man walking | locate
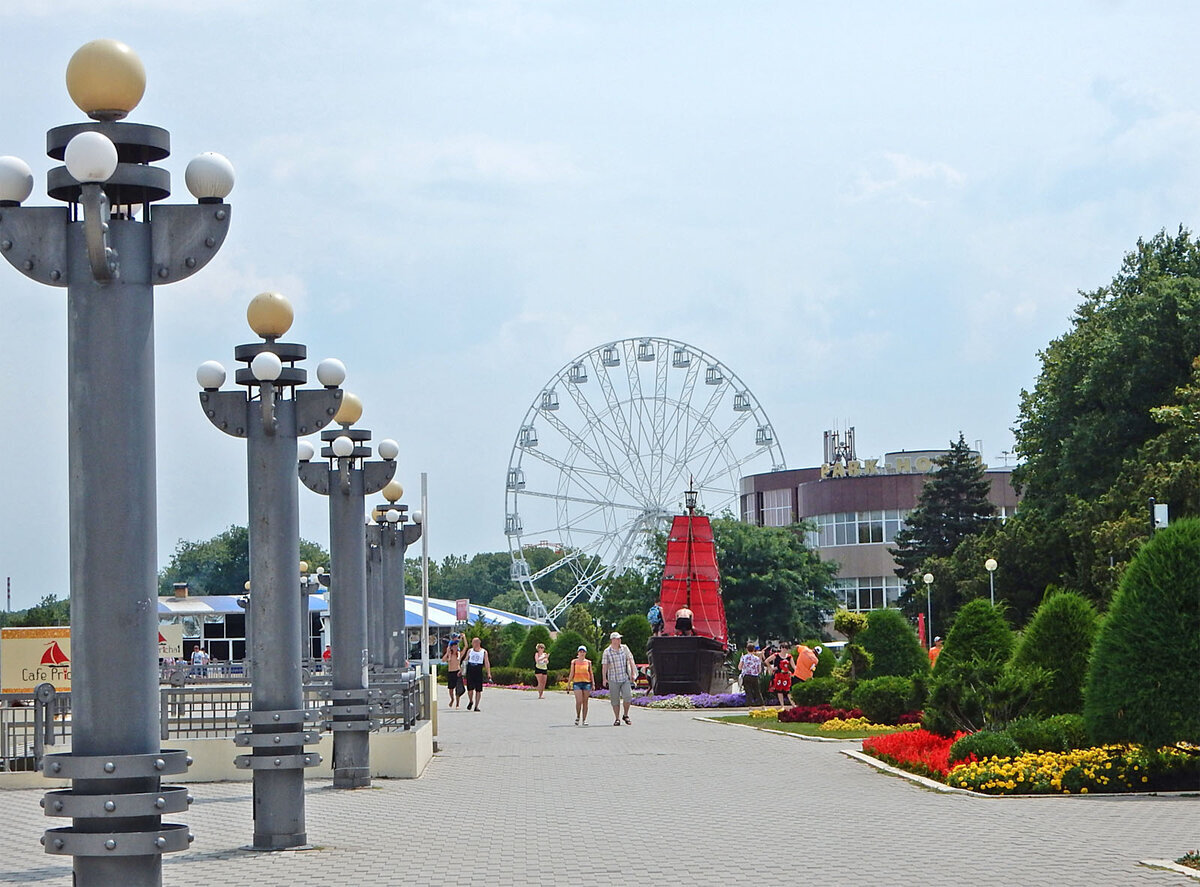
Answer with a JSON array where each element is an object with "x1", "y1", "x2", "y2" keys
[
  {"x1": 601, "y1": 631, "x2": 637, "y2": 726},
  {"x1": 739, "y1": 642, "x2": 764, "y2": 705}
]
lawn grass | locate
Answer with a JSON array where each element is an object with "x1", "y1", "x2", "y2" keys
[{"x1": 711, "y1": 714, "x2": 904, "y2": 740}]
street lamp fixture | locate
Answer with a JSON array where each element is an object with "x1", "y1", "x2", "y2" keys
[
  {"x1": 1, "y1": 38, "x2": 233, "y2": 883},
  {"x1": 299, "y1": 393, "x2": 396, "y2": 788},
  {"x1": 923, "y1": 572, "x2": 934, "y2": 647},
  {"x1": 985, "y1": 557, "x2": 998, "y2": 606},
  {"x1": 197, "y1": 292, "x2": 342, "y2": 849}
]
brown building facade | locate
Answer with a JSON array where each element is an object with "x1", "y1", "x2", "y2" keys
[{"x1": 740, "y1": 448, "x2": 1019, "y2": 612}]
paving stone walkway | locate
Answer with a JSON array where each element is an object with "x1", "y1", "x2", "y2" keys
[{"x1": 0, "y1": 688, "x2": 1195, "y2": 885}]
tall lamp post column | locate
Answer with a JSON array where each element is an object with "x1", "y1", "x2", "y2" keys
[
  {"x1": 984, "y1": 558, "x2": 998, "y2": 606},
  {"x1": 373, "y1": 480, "x2": 422, "y2": 670},
  {"x1": 196, "y1": 292, "x2": 343, "y2": 848},
  {"x1": 923, "y1": 572, "x2": 935, "y2": 647},
  {"x1": 299, "y1": 395, "x2": 396, "y2": 788},
  {"x1": 0, "y1": 40, "x2": 232, "y2": 884}
]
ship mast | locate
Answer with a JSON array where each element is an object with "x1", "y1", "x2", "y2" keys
[{"x1": 683, "y1": 481, "x2": 698, "y2": 609}]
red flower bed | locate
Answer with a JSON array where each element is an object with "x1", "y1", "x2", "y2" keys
[
  {"x1": 861, "y1": 728, "x2": 974, "y2": 779},
  {"x1": 779, "y1": 704, "x2": 863, "y2": 723}
]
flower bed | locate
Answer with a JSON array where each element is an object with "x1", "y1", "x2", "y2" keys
[
  {"x1": 629, "y1": 692, "x2": 747, "y2": 709},
  {"x1": 779, "y1": 704, "x2": 862, "y2": 723},
  {"x1": 861, "y1": 728, "x2": 973, "y2": 779},
  {"x1": 948, "y1": 744, "x2": 1200, "y2": 795}
]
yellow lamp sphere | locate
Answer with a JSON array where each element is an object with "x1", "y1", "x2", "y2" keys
[
  {"x1": 334, "y1": 392, "x2": 363, "y2": 426},
  {"x1": 246, "y1": 292, "x2": 294, "y2": 338},
  {"x1": 371, "y1": 507, "x2": 385, "y2": 522},
  {"x1": 65, "y1": 39, "x2": 146, "y2": 120},
  {"x1": 299, "y1": 561, "x2": 309, "y2": 574},
  {"x1": 244, "y1": 581, "x2": 251, "y2": 591},
  {"x1": 383, "y1": 480, "x2": 404, "y2": 503}
]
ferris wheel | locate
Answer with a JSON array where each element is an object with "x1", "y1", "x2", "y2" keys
[{"x1": 505, "y1": 336, "x2": 786, "y2": 625}]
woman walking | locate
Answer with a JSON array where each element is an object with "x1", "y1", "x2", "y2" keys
[
  {"x1": 533, "y1": 643, "x2": 550, "y2": 698},
  {"x1": 568, "y1": 645, "x2": 594, "y2": 726},
  {"x1": 463, "y1": 636, "x2": 492, "y2": 712}
]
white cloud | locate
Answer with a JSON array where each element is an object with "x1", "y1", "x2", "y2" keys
[{"x1": 846, "y1": 152, "x2": 967, "y2": 207}]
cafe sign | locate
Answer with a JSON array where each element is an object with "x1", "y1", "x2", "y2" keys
[{"x1": 1, "y1": 626, "x2": 72, "y2": 694}]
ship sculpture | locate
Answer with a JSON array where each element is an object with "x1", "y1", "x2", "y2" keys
[{"x1": 645, "y1": 484, "x2": 729, "y2": 695}]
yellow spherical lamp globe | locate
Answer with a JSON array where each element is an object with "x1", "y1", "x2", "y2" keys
[
  {"x1": 334, "y1": 392, "x2": 363, "y2": 426},
  {"x1": 65, "y1": 39, "x2": 146, "y2": 121},
  {"x1": 382, "y1": 480, "x2": 404, "y2": 503},
  {"x1": 246, "y1": 292, "x2": 294, "y2": 339}
]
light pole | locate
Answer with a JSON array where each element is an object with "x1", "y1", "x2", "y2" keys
[
  {"x1": 299, "y1": 395, "x2": 397, "y2": 788},
  {"x1": 372, "y1": 480, "x2": 422, "y2": 671},
  {"x1": 197, "y1": 292, "x2": 343, "y2": 849},
  {"x1": 299, "y1": 562, "x2": 322, "y2": 675},
  {"x1": 984, "y1": 557, "x2": 998, "y2": 606},
  {"x1": 0, "y1": 39, "x2": 232, "y2": 884},
  {"x1": 923, "y1": 572, "x2": 934, "y2": 647}
]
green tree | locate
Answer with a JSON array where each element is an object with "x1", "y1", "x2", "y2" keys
[
  {"x1": 615, "y1": 614, "x2": 652, "y2": 663},
  {"x1": 712, "y1": 517, "x2": 837, "y2": 643},
  {"x1": 548, "y1": 629, "x2": 590, "y2": 670},
  {"x1": 856, "y1": 607, "x2": 930, "y2": 679},
  {"x1": 1015, "y1": 228, "x2": 1200, "y2": 519},
  {"x1": 492, "y1": 622, "x2": 529, "y2": 667},
  {"x1": 158, "y1": 526, "x2": 328, "y2": 596},
  {"x1": 891, "y1": 434, "x2": 995, "y2": 585},
  {"x1": 590, "y1": 570, "x2": 657, "y2": 633},
  {"x1": 564, "y1": 603, "x2": 603, "y2": 655},
  {"x1": 1084, "y1": 518, "x2": 1200, "y2": 748},
  {"x1": 8, "y1": 594, "x2": 70, "y2": 627},
  {"x1": 1011, "y1": 588, "x2": 1099, "y2": 716}
]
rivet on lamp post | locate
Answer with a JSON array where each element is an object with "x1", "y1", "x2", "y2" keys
[
  {"x1": 299, "y1": 394, "x2": 396, "y2": 788},
  {"x1": 985, "y1": 557, "x2": 998, "y2": 606},
  {"x1": 371, "y1": 478, "x2": 423, "y2": 671},
  {"x1": 197, "y1": 292, "x2": 343, "y2": 848},
  {"x1": 0, "y1": 39, "x2": 232, "y2": 885}
]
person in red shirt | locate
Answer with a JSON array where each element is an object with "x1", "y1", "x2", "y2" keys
[
  {"x1": 794, "y1": 644, "x2": 820, "y2": 682},
  {"x1": 929, "y1": 637, "x2": 944, "y2": 667}
]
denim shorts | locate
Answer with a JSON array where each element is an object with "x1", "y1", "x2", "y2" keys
[{"x1": 572, "y1": 682, "x2": 592, "y2": 691}]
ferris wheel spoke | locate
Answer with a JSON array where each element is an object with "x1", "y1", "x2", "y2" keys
[
  {"x1": 695, "y1": 444, "x2": 773, "y2": 492},
  {"x1": 652, "y1": 352, "x2": 669, "y2": 496},
  {"x1": 524, "y1": 418, "x2": 644, "y2": 504},
  {"x1": 675, "y1": 411, "x2": 753, "y2": 488},
  {"x1": 659, "y1": 358, "x2": 701, "y2": 481},
  {"x1": 676, "y1": 380, "x2": 728, "y2": 472},
  {"x1": 518, "y1": 489, "x2": 646, "y2": 511},
  {"x1": 522, "y1": 449, "x2": 623, "y2": 507},
  {"x1": 593, "y1": 353, "x2": 654, "y2": 494},
  {"x1": 562, "y1": 377, "x2": 641, "y2": 487}
]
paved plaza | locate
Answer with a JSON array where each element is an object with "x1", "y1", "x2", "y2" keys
[{"x1": 0, "y1": 688, "x2": 1195, "y2": 886}]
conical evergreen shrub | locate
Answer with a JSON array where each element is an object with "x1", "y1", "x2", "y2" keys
[
  {"x1": 1011, "y1": 588, "x2": 1098, "y2": 716},
  {"x1": 1084, "y1": 518, "x2": 1200, "y2": 747},
  {"x1": 923, "y1": 599, "x2": 1017, "y2": 735},
  {"x1": 548, "y1": 629, "x2": 590, "y2": 671},
  {"x1": 937, "y1": 598, "x2": 1014, "y2": 669},
  {"x1": 857, "y1": 607, "x2": 930, "y2": 678}
]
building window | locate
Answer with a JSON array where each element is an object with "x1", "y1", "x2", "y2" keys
[
  {"x1": 762, "y1": 488, "x2": 793, "y2": 527},
  {"x1": 833, "y1": 576, "x2": 905, "y2": 612},
  {"x1": 811, "y1": 509, "x2": 909, "y2": 547}
]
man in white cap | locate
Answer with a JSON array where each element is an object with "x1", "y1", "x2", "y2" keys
[{"x1": 601, "y1": 631, "x2": 637, "y2": 726}]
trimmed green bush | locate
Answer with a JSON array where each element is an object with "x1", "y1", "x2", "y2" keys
[
  {"x1": 949, "y1": 730, "x2": 1020, "y2": 764},
  {"x1": 1011, "y1": 588, "x2": 1098, "y2": 716},
  {"x1": 493, "y1": 622, "x2": 529, "y2": 667},
  {"x1": 489, "y1": 666, "x2": 535, "y2": 686},
  {"x1": 857, "y1": 608, "x2": 930, "y2": 679},
  {"x1": 615, "y1": 615, "x2": 652, "y2": 663},
  {"x1": 1005, "y1": 714, "x2": 1088, "y2": 753},
  {"x1": 938, "y1": 599, "x2": 1014, "y2": 669},
  {"x1": 548, "y1": 630, "x2": 591, "y2": 671},
  {"x1": 511, "y1": 624, "x2": 553, "y2": 672},
  {"x1": 851, "y1": 675, "x2": 915, "y2": 725},
  {"x1": 1084, "y1": 518, "x2": 1200, "y2": 748},
  {"x1": 790, "y1": 676, "x2": 837, "y2": 706}
]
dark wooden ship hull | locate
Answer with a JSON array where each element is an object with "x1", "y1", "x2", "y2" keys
[{"x1": 646, "y1": 634, "x2": 726, "y2": 695}]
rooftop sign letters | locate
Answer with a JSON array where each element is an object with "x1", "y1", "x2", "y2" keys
[{"x1": 820, "y1": 454, "x2": 986, "y2": 480}]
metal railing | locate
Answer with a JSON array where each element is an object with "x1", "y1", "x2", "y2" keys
[{"x1": 1, "y1": 673, "x2": 425, "y2": 771}]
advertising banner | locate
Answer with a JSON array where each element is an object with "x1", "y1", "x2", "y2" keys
[
  {"x1": 455, "y1": 598, "x2": 469, "y2": 621},
  {"x1": 1, "y1": 626, "x2": 72, "y2": 694},
  {"x1": 158, "y1": 623, "x2": 184, "y2": 660}
]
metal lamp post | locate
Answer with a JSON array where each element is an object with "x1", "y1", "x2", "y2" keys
[
  {"x1": 298, "y1": 394, "x2": 397, "y2": 788},
  {"x1": 984, "y1": 557, "x2": 998, "y2": 606},
  {"x1": 196, "y1": 292, "x2": 344, "y2": 849},
  {"x1": 0, "y1": 40, "x2": 232, "y2": 884},
  {"x1": 923, "y1": 572, "x2": 934, "y2": 647},
  {"x1": 372, "y1": 480, "x2": 423, "y2": 670}
]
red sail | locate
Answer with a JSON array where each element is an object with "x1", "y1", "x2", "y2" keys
[
  {"x1": 659, "y1": 514, "x2": 728, "y2": 648},
  {"x1": 40, "y1": 641, "x2": 69, "y2": 666}
]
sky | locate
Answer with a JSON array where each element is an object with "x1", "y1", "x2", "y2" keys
[{"x1": 1, "y1": 1, "x2": 1199, "y2": 610}]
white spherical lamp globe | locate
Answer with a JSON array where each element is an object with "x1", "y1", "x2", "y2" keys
[
  {"x1": 297, "y1": 439, "x2": 315, "y2": 462},
  {"x1": 250, "y1": 350, "x2": 283, "y2": 382},
  {"x1": 64, "y1": 131, "x2": 119, "y2": 183},
  {"x1": 0, "y1": 156, "x2": 34, "y2": 204},
  {"x1": 184, "y1": 152, "x2": 235, "y2": 201},
  {"x1": 382, "y1": 480, "x2": 404, "y2": 503},
  {"x1": 195, "y1": 360, "x2": 226, "y2": 390},
  {"x1": 332, "y1": 435, "x2": 355, "y2": 458},
  {"x1": 316, "y1": 358, "x2": 346, "y2": 387},
  {"x1": 412, "y1": 510, "x2": 424, "y2": 524},
  {"x1": 377, "y1": 438, "x2": 399, "y2": 461},
  {"x1": 386, "y1": 508, "x2": 401, "y2": 524}
]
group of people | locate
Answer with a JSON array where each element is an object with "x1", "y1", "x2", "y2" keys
[
  {"x1": 441, "y1": 631, "x2": 638, "y2": 728},
  {"x1": 737, "y1": 640, "x2": 822, "y2": 706},
  {"x1": 646, "y1": 602, "x2": 693, "y2": 636}
]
